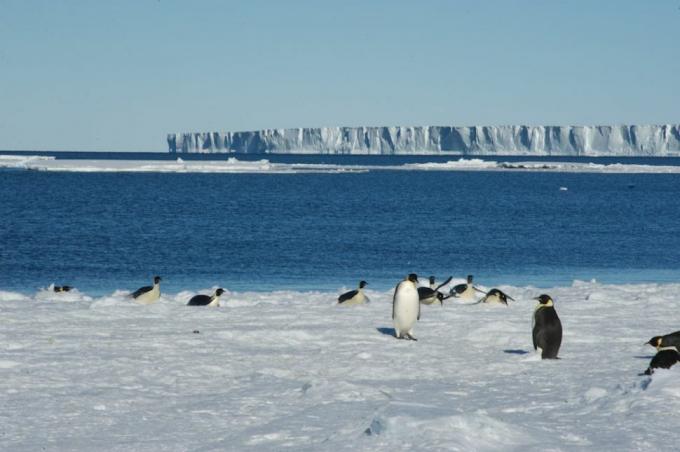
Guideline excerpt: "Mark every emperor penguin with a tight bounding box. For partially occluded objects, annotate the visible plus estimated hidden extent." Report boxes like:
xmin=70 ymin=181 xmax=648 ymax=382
xmin=338 ymin=281 xmax=368 ymax=305
xmin=450 ymin=275 xmax=484 ymax=300
xmin=418 ymin=276 xmax=452 ymax=306
xmin=53 ymin=285 xmax=73 ymax=293
xmin=131 ymin=276 xmax=161 ymax=304
xmin=646 ymin=330 xmax=680 ymax=350
xmin=643 ymin=345 xmax=680 ymax=375
xmin=532 ymin=294 xmax=562 ymax=359
xmin=480 ymin=288 xmax=514 ymax=306
xmin=187 ymin=288 xmax=225 ymax=307
xmin=393 ymin=274 xmax=420 ymax=340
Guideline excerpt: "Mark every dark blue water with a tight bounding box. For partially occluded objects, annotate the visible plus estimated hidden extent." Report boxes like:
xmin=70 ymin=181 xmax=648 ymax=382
xmin=2 ymin=155 xmax=680 ymax=294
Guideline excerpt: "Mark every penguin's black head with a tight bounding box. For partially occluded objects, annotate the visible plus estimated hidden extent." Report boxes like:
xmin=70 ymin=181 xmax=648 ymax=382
xmin=429 ymin=276 xmax=435 ymax=285
xmin=154 ymin=276 xmax=162 ymax=284
xmin=534 ymin=294 xmax=553 ymax=304
xmin=215 ymin=288 xmax=225 ymax=296
xmin=467 ymin=275 xmax=473 ymax=283
xmin=436 ymin=292 xmax=445 ymax=305
xmin=359 ymin=281 xmax=367 ymax=289
xmin=647 ymin=336 xmax=663 ymax=348
xmin=407 ymin=273 xmax=418 ymax=283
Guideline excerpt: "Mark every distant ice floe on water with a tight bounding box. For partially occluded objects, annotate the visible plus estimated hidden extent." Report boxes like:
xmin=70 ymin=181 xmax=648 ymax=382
xmin=3 ymin=154 xmax=680 ymax=174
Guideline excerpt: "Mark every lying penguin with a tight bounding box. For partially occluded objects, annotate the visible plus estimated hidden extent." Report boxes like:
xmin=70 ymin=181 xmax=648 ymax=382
xmin=187 ymin=288 xmax=225 ymax=307
xmin=450 ymin=275 xmax=485 ymax=300
xmin=418 ymin=276 xmax=452 ymax=305
xmin=646 ymin=330 xmax=680 ymax=350
xmin=131 ymin=276 xmax=161 ymax=305
xmin=643 ymin=345 xmax=680 ymax=375
xmin=479 ymin=288 xmax=514 ymax=306
xmin=53 ymin=285 xmax=73 ymax=293
xmin=337 ymin=281 xmax=368 ymax=305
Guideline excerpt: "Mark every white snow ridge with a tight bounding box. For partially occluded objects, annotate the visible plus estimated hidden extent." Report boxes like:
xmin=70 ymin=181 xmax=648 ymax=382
xmin=1 ymin=281 xmax=680 ymax=450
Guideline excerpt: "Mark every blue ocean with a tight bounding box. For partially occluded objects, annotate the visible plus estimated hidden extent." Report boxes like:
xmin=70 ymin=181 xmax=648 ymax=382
xmin=2 ymin=151 xmax=680 ymax=294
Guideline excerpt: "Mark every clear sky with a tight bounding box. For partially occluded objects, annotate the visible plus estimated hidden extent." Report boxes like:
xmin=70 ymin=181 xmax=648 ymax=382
xmin=1 ymin=0 xmax=679 ymax=151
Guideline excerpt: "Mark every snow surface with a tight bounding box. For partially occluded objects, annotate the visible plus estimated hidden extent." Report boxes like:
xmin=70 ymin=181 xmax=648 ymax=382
xmin=4 ymin=155 xmax=680 ymax=174
xmin=2 ymin=280 xmax=680 ymax=450
xmin=167 ymin=125 xmax=680 ymax=156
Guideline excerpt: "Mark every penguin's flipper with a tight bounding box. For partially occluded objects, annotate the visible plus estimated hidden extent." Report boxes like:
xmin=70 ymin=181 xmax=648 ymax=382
xmin=434 ymin=276 xmax=453 ymax=292
xmin=417 ymin=302 xmax=421 ymax=321
xmin=474 ymin=286 xmax=487 ymax=294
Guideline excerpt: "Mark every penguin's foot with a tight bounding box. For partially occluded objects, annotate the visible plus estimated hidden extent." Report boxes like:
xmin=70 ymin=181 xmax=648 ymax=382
xmin=404 ymin=333 xmax=418 ymax=341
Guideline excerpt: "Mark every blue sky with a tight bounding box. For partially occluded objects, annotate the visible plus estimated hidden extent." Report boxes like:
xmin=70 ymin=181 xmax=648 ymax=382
xmin=1 ymin=0 xmax=679 ymax=151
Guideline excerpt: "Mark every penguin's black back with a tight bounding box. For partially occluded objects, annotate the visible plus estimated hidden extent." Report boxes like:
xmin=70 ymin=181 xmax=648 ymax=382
xmin=452 ymin=283 xmax=467 ymax=295
xmin=338 ymin=289 xmax=359 ymax=303
xmin=533 ymin=307 xmax=562 ymax=359
xmin=131 ymin=285 xmax=152 ymax=299
xmin=644 ymin=348 xmax=680 ymax=375
xmin=417 ymin=287 xmax=435 ymax=300
xmin=187 ymin=294 xmax=212 ymax=306
xmin=660 ymin=331 xmax=680 ymax=349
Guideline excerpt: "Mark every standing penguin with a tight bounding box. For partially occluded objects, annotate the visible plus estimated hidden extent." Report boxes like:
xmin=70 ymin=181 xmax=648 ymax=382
xmin=338 ymin=281 xmax=368 ymax=305
xmin=187 ymin=288 xmax=225 ymax=307
xmin=418 ymin=276 xmax=452 ymax=306
xmin=131 ymin=276 xmax=162 ymax=305
xmin=480 ymin=288 xmax=514 ymax=306
xmin=450 ymin=275 xmax=484 ymax=300
xmin=393 ymin=274 xmax=420 ymax=340
xmin=532 ymin=294 xmax=562 ymax=359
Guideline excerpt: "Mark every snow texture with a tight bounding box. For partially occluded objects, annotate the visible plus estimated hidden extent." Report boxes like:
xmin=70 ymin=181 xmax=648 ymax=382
xmin=4 ymin=155 xmax=680 ymax=174
xmin=2 ymin=280 xmax=680 ymax=450
xmin=167 ymin=125 xmax=680 ymax=156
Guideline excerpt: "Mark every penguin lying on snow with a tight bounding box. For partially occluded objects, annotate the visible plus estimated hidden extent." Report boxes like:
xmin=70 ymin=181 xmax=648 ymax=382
xmin=643 ymin=346 xmax=680 ymax=375
xmin=53 ymin=285 xmax=73 ymax=293
xmin=131 ymin=276 xmax=161 ymax=304
xmin=532 ymin=294 xmax=562 ymax=359
xmin=418 ymin=276 xmax=452 ymax=305
xmin=646 ymin=330 xmax=680 ymax=350
xmin=393 ymin=274 xmax=420 ymax=341
xmin=187 ymin=288 xmax=225 ymax=307
xmin=450 ymin=275 xmax=485 ymax=299
xmin=480 ymin=288 xmax=514 ymax=306
xmin=338 ymin=281 xmax=368 ymax=305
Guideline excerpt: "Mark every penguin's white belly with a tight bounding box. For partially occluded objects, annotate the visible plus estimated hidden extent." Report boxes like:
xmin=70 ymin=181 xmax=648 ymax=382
xmin=420 ymin=296 xmax=438 ymax=305
xmin=483 ymin=294 xmax=503 ymax=304
xmin=342 ymin=292 xmax=367 ymax=306
xmin=394 ymin=285 xmax=419 ymax=333
xmin=135 ymin=286 xmax=160 ymax=304
xmin=459 ymin=286 xmax=476 ymax=299
xmin=206 ymin=297 xmax=220 ymax=307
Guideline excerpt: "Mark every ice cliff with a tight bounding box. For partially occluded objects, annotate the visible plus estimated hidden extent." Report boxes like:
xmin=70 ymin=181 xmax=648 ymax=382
xmin=167 ymin=125 xmax=680 ymax=156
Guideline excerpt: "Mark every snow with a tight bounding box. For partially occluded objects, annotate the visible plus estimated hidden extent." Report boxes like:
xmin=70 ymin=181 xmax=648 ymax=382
xmin=168 ymin=125 xmax=680 ymax=155
xmin=2 ymin=280 xmax=680 ymax=450
xmin=4 ymin=155 xmax=680 ymax=174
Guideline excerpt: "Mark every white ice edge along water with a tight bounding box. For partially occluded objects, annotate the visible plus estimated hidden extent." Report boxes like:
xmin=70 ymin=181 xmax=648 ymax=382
xmin=2 ymin=279 xmax=680 ymax=450
xmin=4 ymin=155 xmax=680 ymax=174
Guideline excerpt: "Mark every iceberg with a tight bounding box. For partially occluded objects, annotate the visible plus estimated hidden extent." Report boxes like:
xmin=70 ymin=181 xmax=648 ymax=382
xmin=167 ymin=125 xmax=680 ymax=156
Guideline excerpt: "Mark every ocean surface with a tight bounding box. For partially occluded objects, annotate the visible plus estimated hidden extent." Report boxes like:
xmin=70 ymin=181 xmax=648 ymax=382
xmin=1 ymin=151 xmax=680 ymax=294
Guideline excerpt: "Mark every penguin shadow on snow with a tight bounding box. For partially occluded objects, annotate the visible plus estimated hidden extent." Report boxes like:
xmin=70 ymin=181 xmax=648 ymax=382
xmin=376 ymin=327 xmax=397 ymax=337
xmin=503 ymin=349 xmax=530 ymax=355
